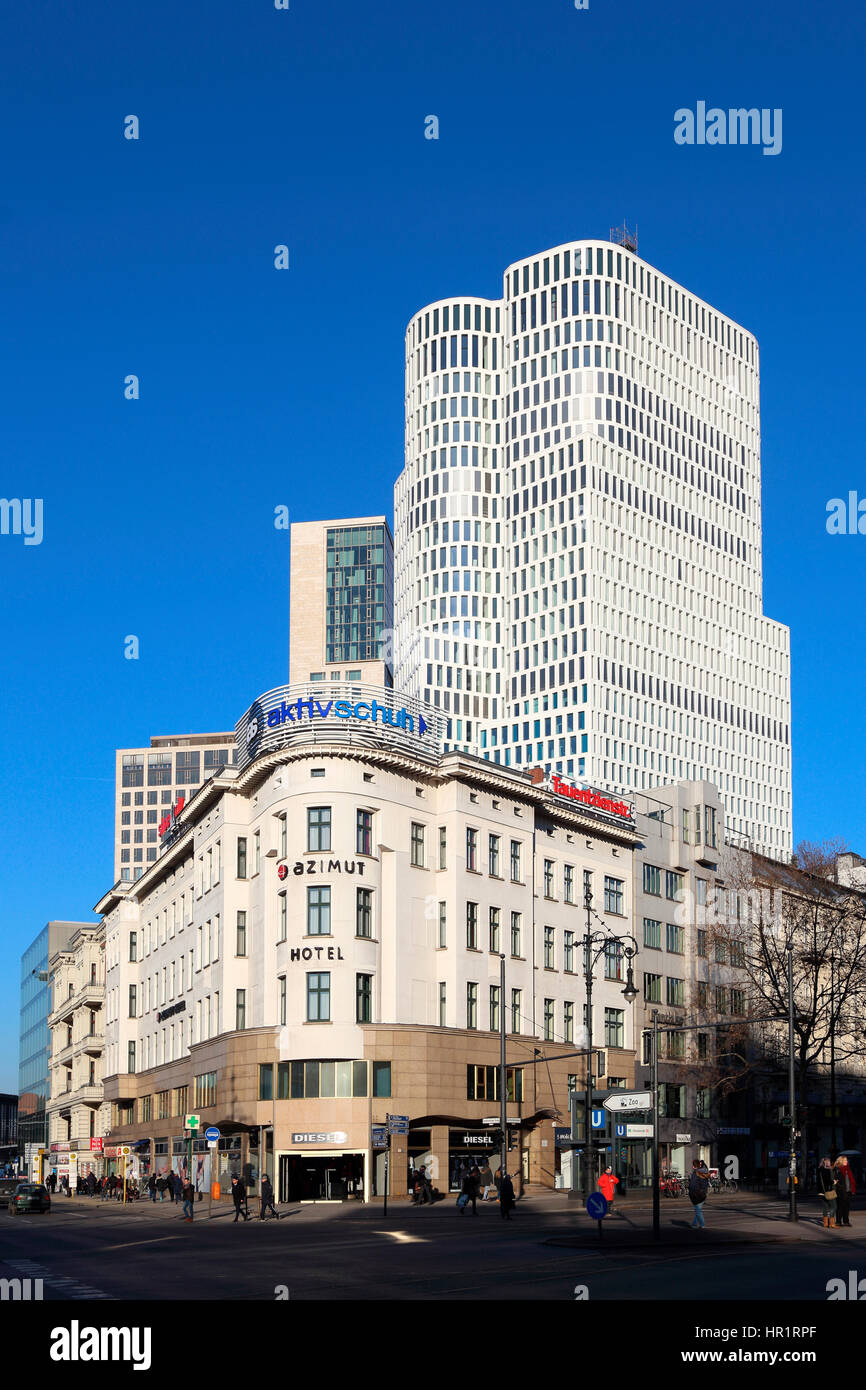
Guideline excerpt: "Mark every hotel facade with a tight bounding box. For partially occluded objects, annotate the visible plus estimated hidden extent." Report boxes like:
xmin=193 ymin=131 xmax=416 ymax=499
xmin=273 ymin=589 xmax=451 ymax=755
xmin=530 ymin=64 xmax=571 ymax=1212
xmin=98 ymin=681 xmax=643 ymax=1202
xmin=393 ymin=236 xmax=792 ymax=859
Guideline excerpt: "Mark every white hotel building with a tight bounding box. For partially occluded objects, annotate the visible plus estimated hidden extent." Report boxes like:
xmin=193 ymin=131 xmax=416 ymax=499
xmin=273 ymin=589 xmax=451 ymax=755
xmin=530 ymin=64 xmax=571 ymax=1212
xmin=393 ymin=236 xmax=792 ymax=859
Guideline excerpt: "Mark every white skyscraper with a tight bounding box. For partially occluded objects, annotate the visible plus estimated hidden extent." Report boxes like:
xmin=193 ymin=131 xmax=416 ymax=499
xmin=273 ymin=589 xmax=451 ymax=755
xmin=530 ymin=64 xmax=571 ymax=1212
xmin=394 ymin=235 xmax=792 ymax=858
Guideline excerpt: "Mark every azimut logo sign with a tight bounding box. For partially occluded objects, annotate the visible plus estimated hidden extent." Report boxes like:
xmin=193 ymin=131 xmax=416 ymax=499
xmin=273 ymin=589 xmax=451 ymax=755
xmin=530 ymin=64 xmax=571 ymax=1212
xmin=236 ymin=683 xmax=441 ymax=771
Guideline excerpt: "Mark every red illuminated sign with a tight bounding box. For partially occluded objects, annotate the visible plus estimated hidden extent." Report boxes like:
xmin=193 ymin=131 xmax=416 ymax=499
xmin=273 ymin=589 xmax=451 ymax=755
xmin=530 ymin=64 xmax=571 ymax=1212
xmin=158 ymin=795 xmax=186 ymax=838
xmin=550 ymin=776 xmax=632 ymax=821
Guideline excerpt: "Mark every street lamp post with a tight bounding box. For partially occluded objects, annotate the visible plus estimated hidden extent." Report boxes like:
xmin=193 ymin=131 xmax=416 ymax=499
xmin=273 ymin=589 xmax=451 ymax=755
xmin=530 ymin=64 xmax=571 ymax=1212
xmin=581 ymin=884 xmax=638 ymax=1200
xmin=786 ymin=943 xmax=798 ymax=1222
xmin=651 ymin=1009 xmax=660 ymax=1241
xmin=829 ymin=953 xmax=837 ymax=1158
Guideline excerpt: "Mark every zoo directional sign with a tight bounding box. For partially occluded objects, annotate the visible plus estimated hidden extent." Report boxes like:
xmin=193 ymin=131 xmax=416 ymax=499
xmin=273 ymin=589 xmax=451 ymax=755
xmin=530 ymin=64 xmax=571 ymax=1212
xmin=602 ymin=1091 xmax=654 ymax=1113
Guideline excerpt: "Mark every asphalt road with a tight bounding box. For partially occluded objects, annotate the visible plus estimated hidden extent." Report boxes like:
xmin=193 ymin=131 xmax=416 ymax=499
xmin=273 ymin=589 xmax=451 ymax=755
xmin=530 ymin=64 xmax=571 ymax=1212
xmin=2 ymin=1193 xmax=864 ymax=1302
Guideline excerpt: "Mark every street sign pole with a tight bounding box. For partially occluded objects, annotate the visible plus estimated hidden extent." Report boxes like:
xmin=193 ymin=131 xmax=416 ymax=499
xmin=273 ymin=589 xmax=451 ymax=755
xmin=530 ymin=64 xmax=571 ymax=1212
xmin=652 ymin=1010 xmax=660 ymax=1242
xmin=383 ymin=1116 xmax=389 ymax=1220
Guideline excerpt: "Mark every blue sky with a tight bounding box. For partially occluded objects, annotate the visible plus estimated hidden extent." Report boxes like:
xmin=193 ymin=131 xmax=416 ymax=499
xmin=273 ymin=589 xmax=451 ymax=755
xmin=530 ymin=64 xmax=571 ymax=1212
xmin=1 ymin=0 xmax=864 ymax=1090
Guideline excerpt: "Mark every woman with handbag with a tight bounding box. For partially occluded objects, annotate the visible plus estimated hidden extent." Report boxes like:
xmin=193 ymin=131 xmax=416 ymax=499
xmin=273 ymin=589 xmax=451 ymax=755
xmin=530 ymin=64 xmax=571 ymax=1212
xmin=818 ymin=1157 xmax=837 ymax=1228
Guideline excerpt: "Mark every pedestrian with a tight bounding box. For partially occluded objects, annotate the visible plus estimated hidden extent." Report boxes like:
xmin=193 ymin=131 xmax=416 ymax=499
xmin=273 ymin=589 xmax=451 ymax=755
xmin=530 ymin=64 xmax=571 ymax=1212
xmin=231 ymin=1175 xmax=249 ymax=1222
xmin=688 ymin=1158 xmax=709 ymax=1229
xmin=148 ymin=1173 xmax=157 ymax=1203
xmin=166 ymin=1170 xmax=177 ymax=1203
xmin=478 ymin=1160 xmax=494 ymax=1201
xmin=87 ymin=1171 xmax=96 ymax=1197
xmin=460 ymin=1165 xmax=480 ymax=1216
xmin=173 ymin=1172 xmax=183 ymax=1203
xmin=182 ymin=1179 xmax=195 ymax=1223
xmin=598 ymin=1166 xmax=619 ymax=1212
xmin=260 ymin=1173 xmax=279 ymax=1220
xmin=499 ymin=1171 xmax=516 ymax=1220
xmin=818 ymin=1157 xmax=838 ymax=1228
xmin=418 ymin=1164 xmax=433 ymax=1205
xmin=834 ymin=1155 xmax=856 ymax=1228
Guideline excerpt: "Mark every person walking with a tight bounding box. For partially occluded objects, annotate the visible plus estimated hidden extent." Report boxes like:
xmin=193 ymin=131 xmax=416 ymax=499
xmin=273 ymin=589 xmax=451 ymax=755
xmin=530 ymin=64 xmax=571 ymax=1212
xmin=834 ymin=1155 xmax=856 ymax=1228
xmin=598 ymin=1166 xmax=619 ymax=1213
xmin=688 ymin=1158 xmax=709 ymax=1229
xmin=173 ymin=1172 xmax=183 ymax=1204
xmin=182 ymin=1179 xmax=195 ymax=1223
xmin=818 ymin=1157 xmax=838 ymax=1228
xmin=459 ymin=1165 xmax=481 ymax=1217
xmin=478 ymin=1161 xmax=494 ymax=1201
xmin=260 ymin=1173 xmax=279 ymax=1220
xmin=231 ymin=1175 xmax=249 ymax=1222
xmin=499 ymin=1171 xmax=516 ymax=1220
xmin=148 ymin=1173 xmax=158 ymax=1203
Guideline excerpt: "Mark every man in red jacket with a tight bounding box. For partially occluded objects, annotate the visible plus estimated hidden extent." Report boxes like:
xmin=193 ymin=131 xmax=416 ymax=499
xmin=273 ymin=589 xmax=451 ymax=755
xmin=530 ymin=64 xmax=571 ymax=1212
xmin=598 ymin=1167 xmax=619 ymax=1212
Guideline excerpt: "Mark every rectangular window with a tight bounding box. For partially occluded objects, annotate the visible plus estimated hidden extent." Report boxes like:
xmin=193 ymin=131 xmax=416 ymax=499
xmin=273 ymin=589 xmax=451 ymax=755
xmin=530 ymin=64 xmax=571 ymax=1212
xmin=543 ymin=859 xmax=555 ymax=897
xmin=510 ymin=987 xmax=522 ymax=1034
xmin=466 ymin=1065 xmax=524 ymax=1102
xmin=644 ymin=917 xmax=662 ymax=949
xmin=510 ymin=911 xmax=522 ymax=957
xmin=279 ymin=893 xmax=287 ymax=942
xmin=194 ymin=1071 xmax=216 ymax=1107
xmin=715 ymin=985 xmax=728 ymax=1014
xmin=696 ymin=1086 xmax=710 ymax=1117
xmin=705 ymin=805 xmax=718 ymax=849
xmin=128 ymin=984 xmax=137 ymax=1018
xmin=666 ymin=870 xmax=685 ymax=902
xmin=128 ymin=932 xmax=137 ymax=962
xmin=697 ymin=981 xmax=709 ymax=1009
xmin=237 ymin=837 xmax=247 ymax=878
xmin=466 ymin=982 xmax=478 ymax=1029
xmin=604 ymin=876 xmax=624 ymax=914
xmin=308 ymin=807 xmax=331 ymax=852
xmin=372 ymin=1061 xmax=391 ymax=1097
xmin=438 ymin=901 xmax=447 ymax=948
xmin=696 ymin=877 xmax=707 ymax=906
xmin=564 ymin=864 xmax=574 ymax=903
xmin=544 ymin=926 xmax=555 ymax=969
xmin=544 ymin=998 xmax=555 ymax=1041
xmin=438 ymin=982 xmax=447 ymax=1026
xmin=488 ymin=833 xmax=501 ymax=876
xmin=664 ymin=1031 xmax=685 ymax=1060
xmin=254 ymin=832 xmax=260 ymax=875
xmin=564 ymin=1000 xmax=574 ymax=1043
xmin=438 ymin=826 xmax=447 ymax=869
xmin=697 ymin=928 xmax=708 ymax=956
xmin=236 ymin=988 xmax=246 ymax=1030
xmin=510 ymin=840 xmax=522 ymax=881
xmin=466 ymin=901 xmax=479 ymax=950
xmin=411 ymin=822 xmax=426 ymax=867
xmin=356 ymin=809 xmax=373 ymax=856
xmin=258 ymin=1064 xmax=274 ymax=1101
xmin=643 ymin=864 xmax=661 ymax=896
xmin=356 ymin=973 xmax=372 ymax=1023
xmin=489 ymin=906 xmax=500 ymax=953
xmin=714 ymin=939 xmax=728 ymax=964
xmin=466 ymin=827 xmax=478 ymax=871
xmin=564 ymin=929 xmax=574 ymax=972
xmin=279 ymin=975 xmax=286 ymax=1026
xmin=644 ymin=972 xmax=662 ymax=1003
xmin=604 ymin=940 xmax=623 ymax=979
xmin=489 ymin=984 xmax=500 ymax=1032
xmin=730 ymin=940 xmax=745 ymax=968
xmin=731 ymin=988 xmax=745 ymax=1016
xmin=666 ymin=977 xmax=685 ymax=1007
xmin=604 ymin=1007 xmax=624 ymax=1048
xmin=307 ymin=972 xmax=331 ymax=1021
xmin=279 ymin=815 xmax=287 ymax=861
xmin=356 ymin=887 xmax=373 ymax=938
xmin=666 ymin=923 xmax=685 ymax=954
xmin=682 ymin=809 xmax=690 ymax=844
xmin=127 ymin=1041 xmax=136 ymax=1074
xmin=307 ymin=885 xmax=331 ymax=935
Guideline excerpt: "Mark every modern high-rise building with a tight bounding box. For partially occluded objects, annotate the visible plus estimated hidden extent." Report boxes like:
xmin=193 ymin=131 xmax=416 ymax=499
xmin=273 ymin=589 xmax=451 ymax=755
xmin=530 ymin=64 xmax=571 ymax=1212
xmin=394 ymin=236 xmax=792 ymax=858
xmin=290 ymin=518 xmax=394 ymax=687
xmin=114 ymin=734 xmax=237 ymax=883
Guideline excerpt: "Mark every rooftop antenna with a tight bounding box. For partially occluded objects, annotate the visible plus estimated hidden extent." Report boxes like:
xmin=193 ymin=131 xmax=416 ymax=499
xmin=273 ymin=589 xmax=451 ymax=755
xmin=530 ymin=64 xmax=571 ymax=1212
xmin=609 ymin=221 xmax=638 ymax=255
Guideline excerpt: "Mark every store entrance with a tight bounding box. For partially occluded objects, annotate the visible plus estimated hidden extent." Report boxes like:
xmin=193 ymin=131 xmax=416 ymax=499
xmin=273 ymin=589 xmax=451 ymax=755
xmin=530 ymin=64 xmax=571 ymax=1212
xmin=279 ymin=1152 xmax=364 ymax=1203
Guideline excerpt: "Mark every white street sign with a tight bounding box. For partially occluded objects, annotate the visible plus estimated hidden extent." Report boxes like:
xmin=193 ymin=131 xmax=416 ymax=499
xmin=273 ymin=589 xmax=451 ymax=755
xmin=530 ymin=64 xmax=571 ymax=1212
xmin=676 ymin=1133 xmax=692 ymax=1143
xmin=602 ymin=1091 xmax=654 ymax=1113
xmin=625 ymin=1124 xmax=654 ymax=1138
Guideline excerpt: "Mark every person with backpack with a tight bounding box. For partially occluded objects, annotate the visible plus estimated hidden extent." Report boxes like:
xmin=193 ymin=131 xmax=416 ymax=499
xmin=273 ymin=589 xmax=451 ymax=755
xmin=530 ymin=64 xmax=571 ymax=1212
xmin=260 ymin=1173 xmax=279 ymax=1220
xmin=499 ymin=1171 xmax=516 ymax=1220
xmin=182 ymin=1179 xmax=195 ymax=1222
xmin=688 ymin=1159 xmax=709 ymax=1228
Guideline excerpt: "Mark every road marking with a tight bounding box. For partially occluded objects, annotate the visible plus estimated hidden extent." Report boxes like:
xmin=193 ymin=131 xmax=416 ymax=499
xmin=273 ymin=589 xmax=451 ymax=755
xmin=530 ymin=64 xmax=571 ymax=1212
xmin=96 ymin=1236 xmax=182 ymax=1253
xmin=4 ymin=1259 xmax=113 ymax=1300
xmin=372 ymin=1230 xmax=428 ymax=1244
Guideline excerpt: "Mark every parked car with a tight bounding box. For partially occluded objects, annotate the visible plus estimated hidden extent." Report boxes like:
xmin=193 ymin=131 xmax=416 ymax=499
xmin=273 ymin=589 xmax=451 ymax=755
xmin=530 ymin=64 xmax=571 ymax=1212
xmin=10 ymin=1183 xmax=51 ymax=1214
xmin=0 ymin=1178 xmax=21 ymax=1209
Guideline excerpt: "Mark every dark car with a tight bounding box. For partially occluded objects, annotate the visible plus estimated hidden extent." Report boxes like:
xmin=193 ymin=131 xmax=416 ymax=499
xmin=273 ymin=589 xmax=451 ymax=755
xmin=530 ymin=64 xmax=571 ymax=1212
xmin=10 ymin=1183 xmax=51 ymax=1214
xmin=0 ymin=1178 xmax=21 ymax=1209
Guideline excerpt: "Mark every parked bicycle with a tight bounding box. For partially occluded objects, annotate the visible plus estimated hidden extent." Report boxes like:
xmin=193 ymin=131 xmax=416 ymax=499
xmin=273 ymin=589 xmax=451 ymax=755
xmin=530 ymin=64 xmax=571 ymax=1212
xmin=660 ymin=1171 xmax=683 ymax=1198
